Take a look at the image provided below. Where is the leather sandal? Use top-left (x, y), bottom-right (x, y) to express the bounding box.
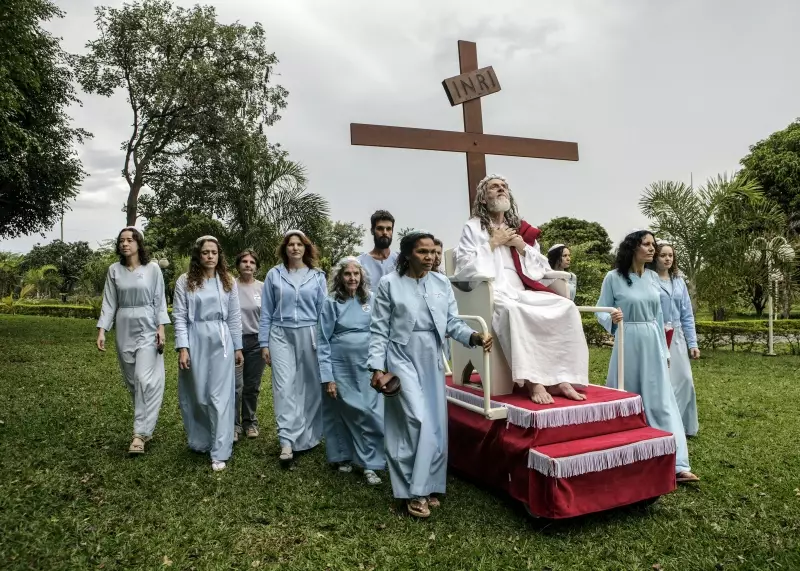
top-left (371, 372), bottom-right (401, 397)
top-left (427, 496), bottom-right (441, 509)
top-left (128, 435), bottom-right (146, 455)
top-left (676, 471), bottom-right (700, 483)
top-left (407, 498), bottom-right (430, 518)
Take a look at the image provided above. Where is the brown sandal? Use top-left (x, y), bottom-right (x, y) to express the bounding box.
top-left (128, 435), bottom-right (146, 455)
top-left (676, 471), bottom-right (700, 483)
top-left (371, 372), bottom-right (401, 397)
top-left (427, 496), bottom-right (441, 509)
top-left (406, 498), bottom-right (430, 518)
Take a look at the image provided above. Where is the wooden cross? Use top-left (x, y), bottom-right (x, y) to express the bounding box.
top-left (350, 40), bottom-right (579, 210)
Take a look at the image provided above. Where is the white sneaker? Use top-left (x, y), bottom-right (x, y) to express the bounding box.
top-left (279, 446), bottom-right (293, 461)
top-left (364, 470), bottom-right (381, 485)
top-left (211, 461), bottom-right (226, 472)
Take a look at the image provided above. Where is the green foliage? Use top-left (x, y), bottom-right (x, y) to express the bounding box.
top-left (22, 264), bottom-right (59, 297)
top-left (22, 240), bottom-right (93, 295)
top-left (0, 252), bottom-right (25, 297)
top-left (695, 319), bottom-right (800, 354)
top-left (75, 0), bottom-right (288, 225)
top-left (639, 173), bottom-right (764, 319)
top-left (538, 217), bottom-right (613, 257)
top-left (315, 220), bottom-right (365, 274)
top-left (0, 0), bottom-right (90, 238)
top-left (0, 284), bottom-right (35, 314)
top-left (740, 118), bottom-right (800, 225)
top-left (0, 302), bottom-right (96, 318)
top-left (537, 217), bottom-right (613, 307)
top-left (78, 243), bottom-right (117, 297)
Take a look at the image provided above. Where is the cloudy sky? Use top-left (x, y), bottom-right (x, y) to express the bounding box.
top-left (3, 0), bottom-right (799, 254)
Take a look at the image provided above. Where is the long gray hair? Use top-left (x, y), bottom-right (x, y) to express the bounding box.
top-left (471, 174), bottom-right (521, 232)
top-left (328, 256), bottom-right (370, 304)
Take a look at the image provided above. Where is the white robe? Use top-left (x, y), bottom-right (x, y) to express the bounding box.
top-left (452, 218), bottom-right (589, 387)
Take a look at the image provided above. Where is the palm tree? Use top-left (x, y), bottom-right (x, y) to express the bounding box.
top-left (639, 172), bottom-right (764, 318)
top-left (224, 140), bottom-right (329, 269)
top-left (23, 265), bottom-right (61, 299)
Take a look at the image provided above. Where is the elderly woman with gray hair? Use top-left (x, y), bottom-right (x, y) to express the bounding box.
top-left (317, 256), bottom-right (385, 485)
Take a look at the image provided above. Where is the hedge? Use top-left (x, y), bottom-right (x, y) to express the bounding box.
top-left (0, 304), bottom-right (98, 319)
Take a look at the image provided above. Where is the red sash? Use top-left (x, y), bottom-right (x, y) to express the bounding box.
top-left (509, 220), bottom-right (558, 294)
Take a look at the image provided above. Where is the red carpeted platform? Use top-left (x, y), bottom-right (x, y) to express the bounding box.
top-left (446, 374), bottom-right (677, 519)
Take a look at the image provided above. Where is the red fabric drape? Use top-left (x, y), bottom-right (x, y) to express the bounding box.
top-left (509, 220), bottom-right (558, 294)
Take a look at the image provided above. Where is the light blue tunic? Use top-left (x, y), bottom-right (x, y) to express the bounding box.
top-left (658, 275), bottom-right (699, 436)
top-left (596, 269), bottom-right (691, 474)
top-left (369, 271), bottom-right (474, 500)
top-left (173, 275), bottom-right (242, 462)
top-left (358, 251), bottom-right (398, 290)
top-left (317, 293), bottom-right (385, 470)
top-left (97, 262), bottom-right (171, 438)
top-left (259, 265), bottom-right (327, 451)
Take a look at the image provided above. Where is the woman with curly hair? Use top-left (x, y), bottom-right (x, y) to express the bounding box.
top-left (596, 230), bottom-right (698, 483)
top-left (97, 226), bottom-right (171, 455)
top-left (368, 231), bottom-right (492, 518)
top-left (317, 256), bottom-right (385, 485)
top-left (259, 230), bottom-right (327, 465)
top-left (173, 236), bottom-right (243, 472)
top-left (647, 240), bottom-right (700, 436)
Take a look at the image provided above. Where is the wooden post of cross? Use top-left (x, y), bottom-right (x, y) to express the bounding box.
top-left (351, 40), bottom-right (579, 211)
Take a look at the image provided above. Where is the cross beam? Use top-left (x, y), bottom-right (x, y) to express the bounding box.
top-left (350, 40), bottom-right (579, 210)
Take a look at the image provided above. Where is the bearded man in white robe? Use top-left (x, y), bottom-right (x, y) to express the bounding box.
top-left (452, 175), bottom-right (589, 404)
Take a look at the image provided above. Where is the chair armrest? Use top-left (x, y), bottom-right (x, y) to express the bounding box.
top-left (543, 270), bottom-right (571, 280)
top-left (448, 274), bottom-right (494, 283)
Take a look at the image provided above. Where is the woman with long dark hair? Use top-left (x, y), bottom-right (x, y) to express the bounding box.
top-left (546, 244), bottom-right (578, 301)
top-left (368, 231), bottom-right (492, 518)
top-left (173, 236), bottom-right (243, 472)
top-left (259, 230), bottom-right (326, 465)
top-left (596, 230), bottom-right (698, 483)
top-left (318, 256), bottom-right (385, 484)
top-left (97, 226), bottom-right (170, 454)
top-left (647, 240), bottom-right (700, 436)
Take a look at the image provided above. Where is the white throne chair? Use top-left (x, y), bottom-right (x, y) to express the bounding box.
top-left (443, 248), bottom-right (572, 397)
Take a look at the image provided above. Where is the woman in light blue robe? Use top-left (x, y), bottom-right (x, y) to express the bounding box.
top-left (596, 230), bottom-right (699, 483)
top-left (368, 231), bottom-right (492, 518)
top-left (96, 226), bottom-right (170, 455)
top-left (173, 236), bottom-right (243, 472)
top-left (648, 241), bottom-right (700, 436)
top-left (318, 256), bottom-right (385, 484)
top-left (259, 230), bottom-right (326, 465)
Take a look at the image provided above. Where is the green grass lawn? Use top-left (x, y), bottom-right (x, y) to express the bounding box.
top-left (1, 316), bottom-right (799, 570)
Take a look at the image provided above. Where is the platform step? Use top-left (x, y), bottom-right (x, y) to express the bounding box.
top-left (528, 427), bottom-right (675, 479)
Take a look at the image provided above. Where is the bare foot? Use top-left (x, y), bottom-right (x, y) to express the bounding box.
top-left (548, 382), bottom-right (587, 401)
top-left (528, 383), bottom-right (554, 405)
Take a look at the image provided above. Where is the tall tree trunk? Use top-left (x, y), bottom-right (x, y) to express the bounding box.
top-left (126, 179), bottom-right (143, 226)
top-left (781, 272), bottom-right (791, 319)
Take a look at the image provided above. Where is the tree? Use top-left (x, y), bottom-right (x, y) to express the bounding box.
top-left (75, 0), bottom-right (288, 225)
top-left (0, 0), bottom-right (90, 238)
top-left (315, 220), bottom-right (365, 273)
top-left (537, 217), bottom-right (613, 257)
top-left (23, 264), bottom-right (60, 298)
top-left (741, 119), bottom-right (800, 232)
top-left (0, 252), bottom-right (25, 297)
top-left (22, 240), bottom-right (93, 297)
top-left (639, 173), bottom-right (764, 319)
